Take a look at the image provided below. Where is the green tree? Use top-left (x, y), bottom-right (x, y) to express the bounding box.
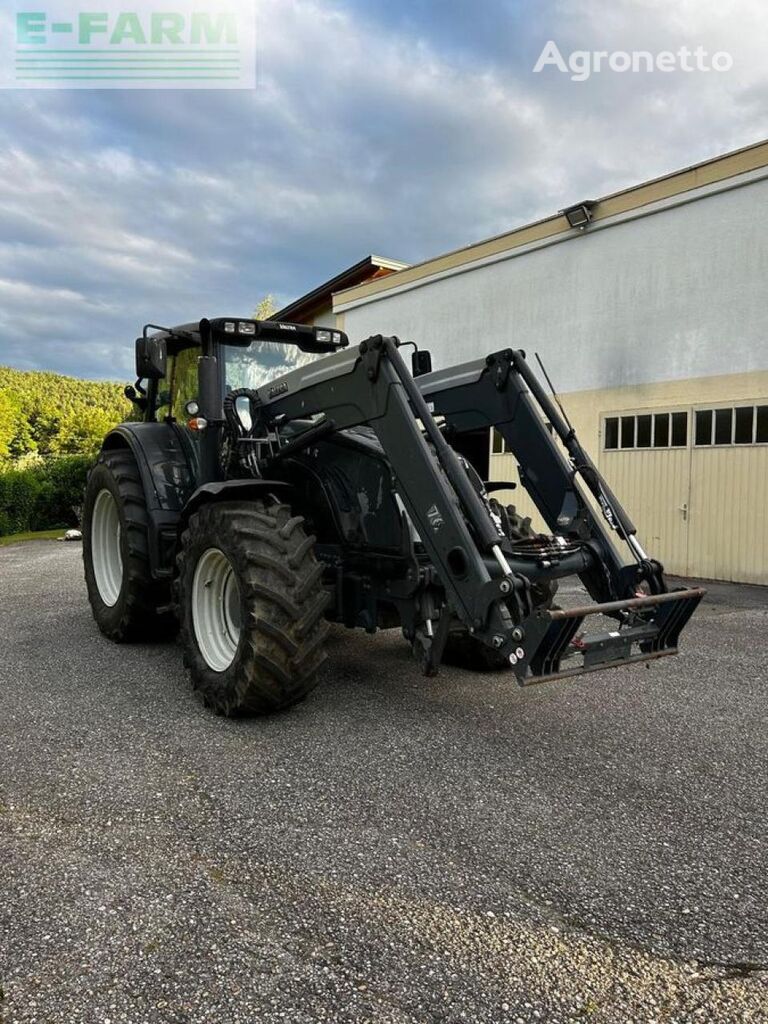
top-left (0, 391), bottom-right (17, 461)
top-left (49, 404), bottom-right (118, 457)
top-left (0, 365), bottom-right (130, 464)
top-left (253, 294), bottom-right (277, 320)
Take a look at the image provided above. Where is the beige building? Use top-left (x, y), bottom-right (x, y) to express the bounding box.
top-left (283, 142), bottom-right (768, 584)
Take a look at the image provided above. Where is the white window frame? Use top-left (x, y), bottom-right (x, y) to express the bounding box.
top-left (692, 401), bottom-right (768, 448)
top-left (602, 409), bottom-right (689, 452)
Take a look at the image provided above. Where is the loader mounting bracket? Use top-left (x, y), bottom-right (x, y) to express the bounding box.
top-left (360, 335), bottom-right (388, 382)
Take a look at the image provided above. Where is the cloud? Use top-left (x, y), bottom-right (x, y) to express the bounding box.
top-left (0, 0), bottom-right (765, 378)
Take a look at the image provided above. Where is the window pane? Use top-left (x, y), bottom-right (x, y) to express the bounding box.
top-left (654, 413), bottom-right (669, 448)
top-left (757, 406), bottom-right (768, 443)
top-left (155, 353), bottom-right (175, 422)
top-left (671, 412), bottom-right (687, 447)
top-left (620, 416), bottom-right (635, 448)
top-left (636, 415), bottom-right (652, 448)
top-left (734, 407), bottom-right (754, 444)
top-left (224, 338), bottom-right (319, 391)
top-left (695, 410), bottom-right (712, 445)
top-left (604, 417), bottom-right (619, 449)
top-left (171, 346), bottom-right (202, 421)
top-left (714, 408), bottom-right (733, 445)
top-left (492, 429), bottom-right (504, 454)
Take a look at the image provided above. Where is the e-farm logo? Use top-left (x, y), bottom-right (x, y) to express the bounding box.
top-left (2, 1), bottom-right (255, 89)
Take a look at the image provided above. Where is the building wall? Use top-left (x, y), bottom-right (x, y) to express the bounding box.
top-left (489, 370), bottom-right (768, 584)
top-left (338, 170), bottom-right (768, 584)
top-left (339, 172), bottom-right (768, 387)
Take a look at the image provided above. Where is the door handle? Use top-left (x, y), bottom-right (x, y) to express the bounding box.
top-left (678, 503), bottom-right (688, 521)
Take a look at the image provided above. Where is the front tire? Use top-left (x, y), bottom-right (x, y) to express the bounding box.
top-left (83, 448), bottom-right (172, 641)
top-left (177, 499), bottom-right (330, 716)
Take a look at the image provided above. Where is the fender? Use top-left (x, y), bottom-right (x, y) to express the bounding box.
top-left (179, 479), bottom-right (294, 532)
top-left (102, 422), bottom-right (198, 579)
top-left (103, 427), bottom-right (294, 580)
top-left (103, 422), bottom-right (197, 511)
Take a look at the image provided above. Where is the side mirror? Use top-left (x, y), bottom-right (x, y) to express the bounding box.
top-left (411, 349), bottom-right (432, 377)
top-left (135, 336), bottom-right (167, 380)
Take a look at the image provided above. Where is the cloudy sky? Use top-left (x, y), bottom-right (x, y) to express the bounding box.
top-left (1, 0), bottom-right (767, 379)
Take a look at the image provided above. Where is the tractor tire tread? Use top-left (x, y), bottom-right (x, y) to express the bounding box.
top-left (176, 498), bottom-right (328, 716)
top-left (83, 447), bottom-right (174, 643)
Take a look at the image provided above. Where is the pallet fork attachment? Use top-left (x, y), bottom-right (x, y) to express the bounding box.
top-left (520, 587), bottom-right (705, 684)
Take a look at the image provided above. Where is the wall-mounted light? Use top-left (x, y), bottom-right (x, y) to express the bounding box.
top-left (561, 200), bottom-right (597, 230)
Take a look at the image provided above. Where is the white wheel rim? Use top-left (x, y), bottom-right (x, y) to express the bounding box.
top-left (92, 488), bottom-right (123, 608)
top-left (192, 548), bottom-right (242, 672)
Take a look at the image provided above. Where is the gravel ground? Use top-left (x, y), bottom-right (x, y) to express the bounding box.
top-left (0, 540), bottom-right (766, 1023)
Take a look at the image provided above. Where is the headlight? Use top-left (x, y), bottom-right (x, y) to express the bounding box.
top-left (185, 400), bottom-right (200, 417)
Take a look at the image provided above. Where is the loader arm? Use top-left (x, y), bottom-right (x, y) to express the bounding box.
top-left (248, 337), bottom-right (702, 682)
top-left (249, 336), bottom-right (532, 666)
top-left (418, 347), bottom-right (704, 681)
top-left (417, 348), bottom-right (647, 603)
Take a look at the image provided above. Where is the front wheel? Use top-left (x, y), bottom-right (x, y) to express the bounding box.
top-left (176, 499), bottom-right (330, 716)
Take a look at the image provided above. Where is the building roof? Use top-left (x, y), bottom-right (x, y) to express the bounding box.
top-left (274, 255), bottom-right (409, 323)
top-left (334, 138), bottom-right (768, 311)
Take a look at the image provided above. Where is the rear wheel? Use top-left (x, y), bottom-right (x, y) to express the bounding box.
top-left (83, 448), bottom-right (173, 641)
top-left (177, 499), bottom-right (330, 716)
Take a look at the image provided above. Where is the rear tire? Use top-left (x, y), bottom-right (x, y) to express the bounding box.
top-left (176, 499), bottom-right (330, 716)
top-left (83, 448), bottom-right (173, 641)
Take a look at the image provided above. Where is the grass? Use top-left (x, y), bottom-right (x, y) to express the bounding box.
top-left (0, 528), bottom-right (67, 546)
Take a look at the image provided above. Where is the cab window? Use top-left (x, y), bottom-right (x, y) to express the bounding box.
top-left (155, 346), bottom-right (200, 422)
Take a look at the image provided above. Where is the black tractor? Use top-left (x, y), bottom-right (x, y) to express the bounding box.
top-left (82, 318), bottom-right (703, 715)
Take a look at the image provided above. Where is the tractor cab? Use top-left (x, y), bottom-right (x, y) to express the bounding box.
top-left (130, 317), bottom-right (348, 426)
top-left (126, 317), bottom-right (349, 487)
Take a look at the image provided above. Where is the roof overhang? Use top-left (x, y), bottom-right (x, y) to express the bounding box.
top-left (274, 254), bottom-right (409, 324)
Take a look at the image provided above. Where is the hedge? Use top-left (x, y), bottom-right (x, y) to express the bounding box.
top-left (0, 455), bottom-right (93, 536)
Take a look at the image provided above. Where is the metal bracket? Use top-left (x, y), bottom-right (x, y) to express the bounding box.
top-left (412, 606), bottom-right (452, 677)
top-left (486, 349), bottom-right (514, 392)
top-left (472, 572), bottom-right (533, 629)
top-left (359, 335), bottom-right (388, 382)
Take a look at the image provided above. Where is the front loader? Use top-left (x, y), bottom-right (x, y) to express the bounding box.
top-left (82, 318), bottom-right (703, 715)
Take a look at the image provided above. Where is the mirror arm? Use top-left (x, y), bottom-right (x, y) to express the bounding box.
top-left (124, 383), bottom-right (148, 413)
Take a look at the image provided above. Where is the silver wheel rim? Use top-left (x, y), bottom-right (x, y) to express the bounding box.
top-left (92, 489), bottom-right (123, 608)
top-left (192, 548), bottom-right (242, 672)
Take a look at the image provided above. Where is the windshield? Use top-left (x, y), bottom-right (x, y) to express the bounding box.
top-left (223, 340), bottom-right (321, 393)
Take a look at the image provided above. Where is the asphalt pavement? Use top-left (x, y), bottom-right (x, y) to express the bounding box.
top-left (0, 541), bottom-right (766, 1023)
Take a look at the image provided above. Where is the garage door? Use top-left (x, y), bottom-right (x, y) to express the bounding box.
top-left (600, 402), bottom-right (768, 584)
